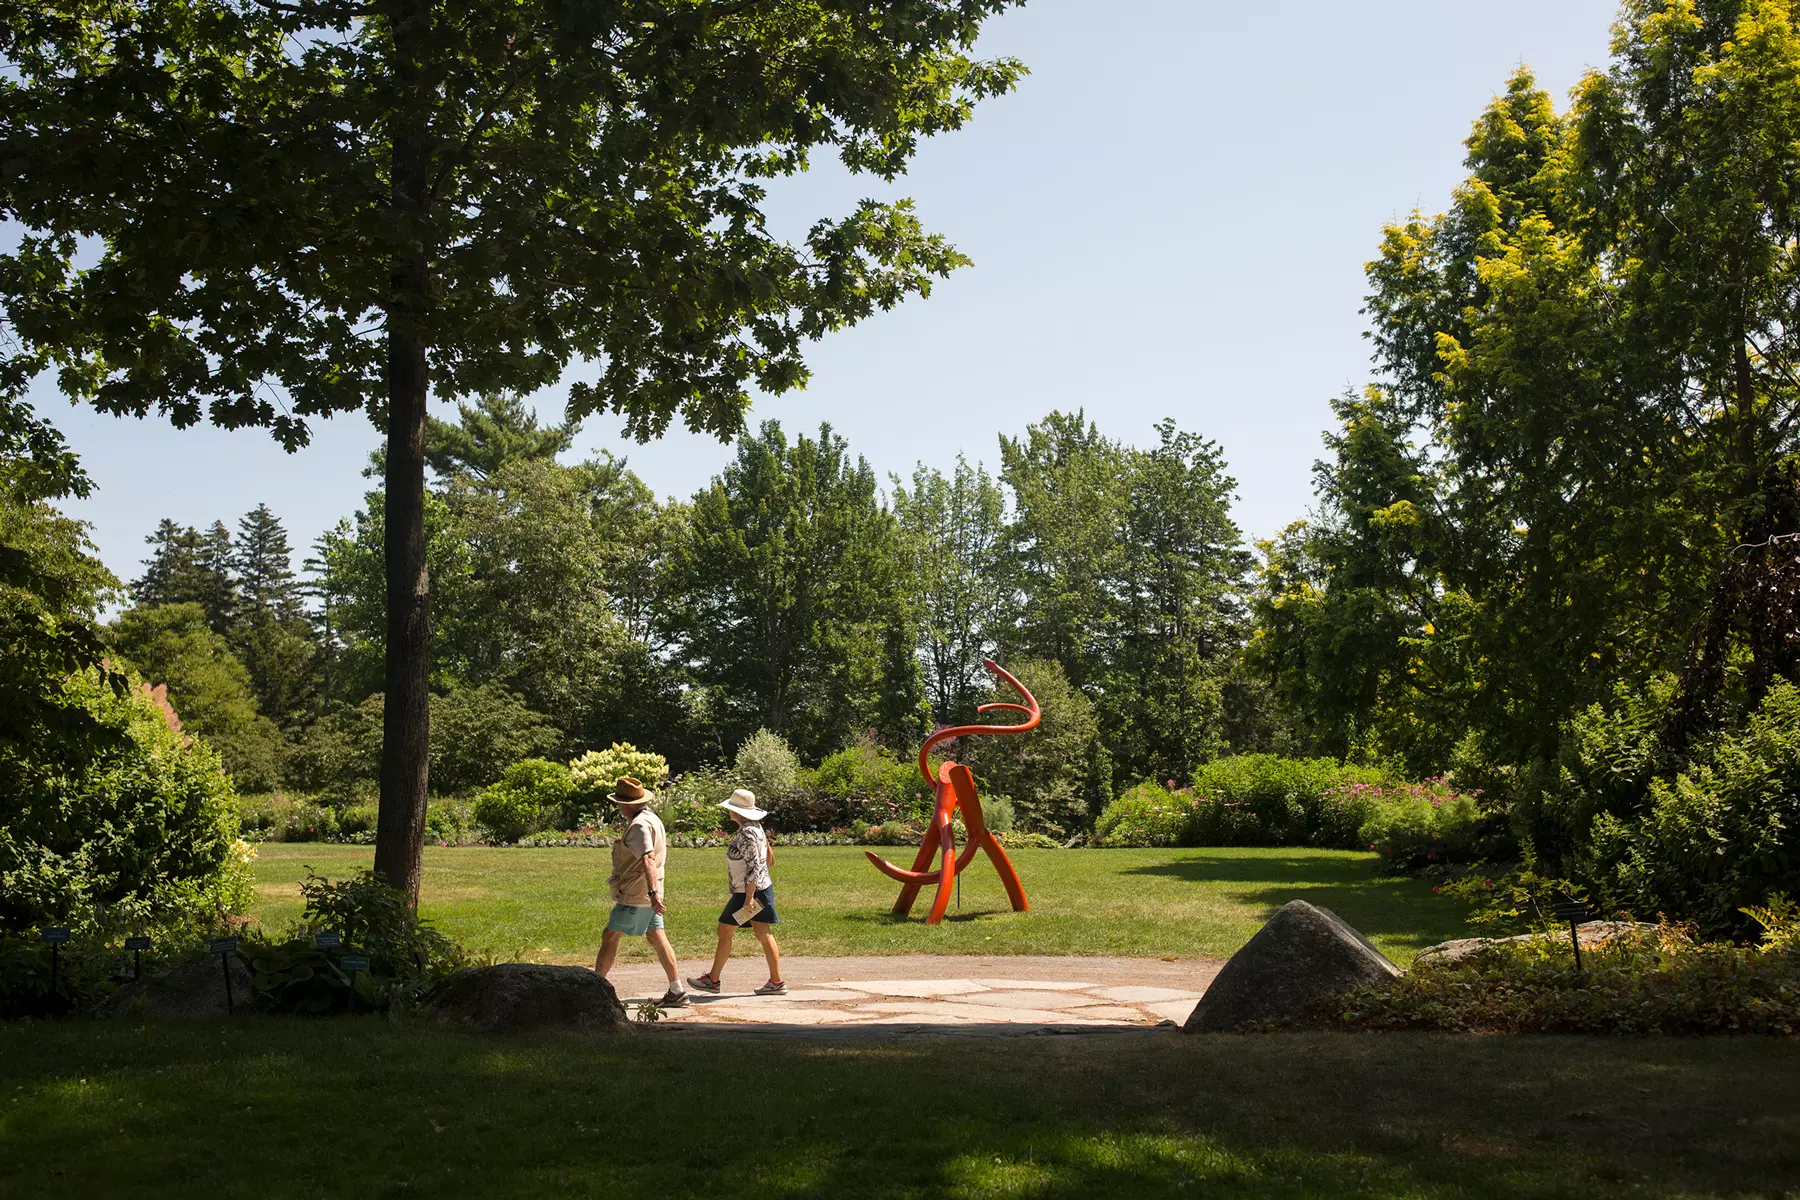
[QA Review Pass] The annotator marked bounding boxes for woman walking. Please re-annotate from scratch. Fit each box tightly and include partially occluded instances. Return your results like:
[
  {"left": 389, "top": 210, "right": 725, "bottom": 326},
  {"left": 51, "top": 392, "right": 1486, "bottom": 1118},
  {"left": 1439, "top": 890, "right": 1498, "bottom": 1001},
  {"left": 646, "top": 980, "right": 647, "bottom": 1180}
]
[{"left": 687, "top": 789, "right": 785, "bottom": 996}]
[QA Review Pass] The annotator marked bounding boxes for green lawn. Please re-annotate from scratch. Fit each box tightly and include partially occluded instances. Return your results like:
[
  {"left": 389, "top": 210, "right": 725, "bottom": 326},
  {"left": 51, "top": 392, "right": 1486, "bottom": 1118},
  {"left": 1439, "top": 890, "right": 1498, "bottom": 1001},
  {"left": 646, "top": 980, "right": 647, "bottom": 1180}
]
[
  {"left": 2, "top": 1020, "right": 1795, "bottom": 1198},
  {"left": 247, "top": 844, "right": 1470, "bottom": 964}
]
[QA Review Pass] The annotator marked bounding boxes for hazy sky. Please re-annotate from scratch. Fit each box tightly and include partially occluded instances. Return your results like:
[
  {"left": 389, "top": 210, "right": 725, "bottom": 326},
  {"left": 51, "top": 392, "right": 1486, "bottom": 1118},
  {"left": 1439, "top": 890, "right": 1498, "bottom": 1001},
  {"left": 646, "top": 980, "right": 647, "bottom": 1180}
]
[{"left": 40, "top": 0, "right": 1622, "bottom": 585}]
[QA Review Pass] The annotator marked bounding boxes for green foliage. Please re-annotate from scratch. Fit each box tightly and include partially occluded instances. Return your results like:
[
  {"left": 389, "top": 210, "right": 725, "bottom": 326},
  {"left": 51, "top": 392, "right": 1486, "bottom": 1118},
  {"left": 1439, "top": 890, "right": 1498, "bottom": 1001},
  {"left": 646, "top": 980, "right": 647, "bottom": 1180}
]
[
  {"left": 965, "top": 659, "right": 1098, "bottom": 834},
  {"left": 233, "top": 794, "right": 343, "bottom": 843},
  {"left": 998, "top": 413, "right": 1248, "bottom": 787},
  {"left": 1587, "top": 682, "right": 1800, "bottom": 939},
  {"left": 1436, "top": 843, "right": 1590, "bottom": 936},
  {"left": 655, "top": 767, "right": 738, "bottom": 838},
  {"left": 1355, "top": 784, "right": 1490, "bottom": 872},
  {"left": 978, "top": 793, "right": 1015, "bottom": 835},
  {"left": 0, "top": 936, "right": 116, "bottom": 1020},
  {"left": 812, "top": 740, "right": 934, "bottom": 826},
  {"left": 1094, "top": 783, "right": 1201, "bottom": 848},
  {"left": 425, "top": 393, "right": 576, "bottom": 482},
  {"left": 569, "top": 744, "right": 670, "bottom": 800},
  {"left": 893, "top": 456, "right": 1011, "bottom": 723},
  {"left": 1187, "top": 755, "right": 1393, "bottom": 847},
  {"left": 0, "top": 469, "right": 121, "bottom": 763},
  {"left": 1743, "top": 894, "right": 1800, "bottom": 955},
  {"left": 131, "top": 519, "right": 237, "bottom": 635},
  {"left": 734, "top": 728, "right": 801, "bottom": 800},
  {"left": 0, "top": 667, "right": 255, "bottom": 936},
  {"left": 671, "top": 422, "right": 924, "bottom": 758},
  {"left": 108, "top": 603, "right": 285, "bottom": 791},
  {"left": 246, "top": 870, "right": 465, "bottom": 1014},
  {"left": 1302, "top": 926, "right": 1800, "bottom": 1036},
  {"left": 424, "top": 799, "right": 476, "bottom": 847},
  {"left": 288, "top": 683, "right": 561, "bottom": 799},
  {"left": 473, "top": 759, "right": 575, "bottom": 843}
]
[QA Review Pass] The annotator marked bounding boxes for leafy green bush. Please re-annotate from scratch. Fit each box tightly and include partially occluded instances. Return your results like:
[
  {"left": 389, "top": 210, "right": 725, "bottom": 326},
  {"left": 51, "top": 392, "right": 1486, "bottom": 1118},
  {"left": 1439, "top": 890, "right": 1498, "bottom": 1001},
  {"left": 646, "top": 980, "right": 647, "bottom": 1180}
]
[
  {"left": 246, "top": 869, "right": 466, "bottom": 1013},
  {"left": 233, "top": 793, "right": 342, "bottom": 842},
  {"left": 734, "top": 728, "right": 800, "bottom": 800},
  {"left": 569, "top": 743, "right": 671, "bottom": 801},
  {"left": 979, "top": 793, "right": 1015, "bottom": 835},
  {"left": 474, "top": 757, "right": 574, "bottom": 842},
  {"left": 815, "top": 740, "right": 933, "bottom": 825},
  {"left": 655, "top": 766, "right": 735, "bottom": 836},
  {"left": 1585, "top": 682, "right": 1800, "bottom": 939},
  {"left": 1189, "top": 755, "right": 1394, "bottom": 847},
  {"left": 425, "top": 799, "right": 475, "bottom": 846},
  {"left": 1094, "top": 782, "right": 1200, "bottom": 847},
  {"left": 338, "top": 802, "right": 379, "bottom": 840},
  {"left": 1353, "top": 781, "right": 1492, "bottom": 871},
  {"left": 0, "top": 936, "right": 117, "bottom": 1019},
  {"left": 1294, "top": 924, "right": 1800, "bottom": 1036},
  {"left": 0, "top": 668, "right": 255, "bottom": 936}
]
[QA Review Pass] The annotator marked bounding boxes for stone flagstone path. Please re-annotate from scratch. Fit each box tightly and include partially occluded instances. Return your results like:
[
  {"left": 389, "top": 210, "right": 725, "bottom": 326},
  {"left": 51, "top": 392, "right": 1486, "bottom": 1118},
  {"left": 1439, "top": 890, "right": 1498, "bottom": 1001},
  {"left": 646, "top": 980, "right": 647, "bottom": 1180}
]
[{"left": 606, "top": 955, "right": 1221, "bottom": 1029}]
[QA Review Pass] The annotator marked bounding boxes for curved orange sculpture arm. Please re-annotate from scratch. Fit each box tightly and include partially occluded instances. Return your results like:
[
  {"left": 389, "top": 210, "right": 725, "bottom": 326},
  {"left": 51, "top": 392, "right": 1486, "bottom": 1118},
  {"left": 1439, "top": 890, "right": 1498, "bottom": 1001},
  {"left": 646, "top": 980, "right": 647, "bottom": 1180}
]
[{"left": 916, "top": 659, "right": 1041, "bottom": 785}]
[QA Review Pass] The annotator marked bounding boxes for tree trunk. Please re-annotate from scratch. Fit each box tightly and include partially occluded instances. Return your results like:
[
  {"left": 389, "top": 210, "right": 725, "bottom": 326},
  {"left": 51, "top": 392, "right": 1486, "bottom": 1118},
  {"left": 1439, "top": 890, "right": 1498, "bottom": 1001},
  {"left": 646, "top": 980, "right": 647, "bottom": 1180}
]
[
  {"left": 373, "top": 3, "right": 433, "bottom": 908},
  {"left": 374, "top": 314, "right": 432, "bottom": 907}
]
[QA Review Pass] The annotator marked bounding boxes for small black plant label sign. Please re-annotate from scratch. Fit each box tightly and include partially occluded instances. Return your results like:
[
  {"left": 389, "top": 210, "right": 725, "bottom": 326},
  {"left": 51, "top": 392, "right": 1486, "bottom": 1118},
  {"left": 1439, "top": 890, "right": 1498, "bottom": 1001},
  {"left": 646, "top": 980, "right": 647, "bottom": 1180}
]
[
  {"left": 314, "top": 932, "right": 341, "bottom": 949},
  {"left": 340, "top": 955, "right": 371, "bottom": 973},
  {"left": 210, "top": 937, "right": 240, "bottom": 954},
  {"left": 1553, "top": 901, "right": 1592, "bottom": 970},
  {"left": 124, "top": 936, "right": 151, "bottom": 951},
  {"left": 39, "top": 928, "right": 70, "bottom": 944}
]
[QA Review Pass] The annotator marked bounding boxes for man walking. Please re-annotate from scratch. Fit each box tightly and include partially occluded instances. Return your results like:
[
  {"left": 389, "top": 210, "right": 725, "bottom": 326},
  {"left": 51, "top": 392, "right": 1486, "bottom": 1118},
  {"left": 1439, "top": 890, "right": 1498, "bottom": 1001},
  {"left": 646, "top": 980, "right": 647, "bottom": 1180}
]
[{"left": 595, "top": 776, "right": 688, "bottom": 1008}]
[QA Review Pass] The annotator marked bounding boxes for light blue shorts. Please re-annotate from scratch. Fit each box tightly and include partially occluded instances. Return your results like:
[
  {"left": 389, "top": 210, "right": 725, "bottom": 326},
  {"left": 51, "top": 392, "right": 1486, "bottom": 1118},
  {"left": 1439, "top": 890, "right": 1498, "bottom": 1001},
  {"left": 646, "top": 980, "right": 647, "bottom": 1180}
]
[{"left": 606, "top": 903, "right": 664, "bottom": 937}]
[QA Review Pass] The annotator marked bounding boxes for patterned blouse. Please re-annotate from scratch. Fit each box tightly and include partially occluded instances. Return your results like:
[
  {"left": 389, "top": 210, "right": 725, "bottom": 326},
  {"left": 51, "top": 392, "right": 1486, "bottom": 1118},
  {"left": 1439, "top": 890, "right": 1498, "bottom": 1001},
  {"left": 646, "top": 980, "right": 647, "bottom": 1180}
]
[{"left": 726, "top": 822, "right": 772, "bottom": 893}]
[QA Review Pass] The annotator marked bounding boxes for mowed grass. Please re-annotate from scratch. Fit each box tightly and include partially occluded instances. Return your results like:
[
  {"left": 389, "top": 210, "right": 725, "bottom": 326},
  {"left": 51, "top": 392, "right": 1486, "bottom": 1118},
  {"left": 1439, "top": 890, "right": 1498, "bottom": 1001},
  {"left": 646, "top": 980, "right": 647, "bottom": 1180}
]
[
  {"left": 247, "top": 844, "right": 1469, "bottom": 964},
  {"left": 2, "top": 1020, "right": 1796, "bottom": 1199}
]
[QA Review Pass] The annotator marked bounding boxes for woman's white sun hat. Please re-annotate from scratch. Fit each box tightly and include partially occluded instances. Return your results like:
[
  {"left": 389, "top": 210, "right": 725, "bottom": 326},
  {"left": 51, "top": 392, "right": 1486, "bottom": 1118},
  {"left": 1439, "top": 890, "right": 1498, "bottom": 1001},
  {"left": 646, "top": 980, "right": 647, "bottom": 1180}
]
[{"left": 718, "top": 789, "right": 767, "bottom": 821}]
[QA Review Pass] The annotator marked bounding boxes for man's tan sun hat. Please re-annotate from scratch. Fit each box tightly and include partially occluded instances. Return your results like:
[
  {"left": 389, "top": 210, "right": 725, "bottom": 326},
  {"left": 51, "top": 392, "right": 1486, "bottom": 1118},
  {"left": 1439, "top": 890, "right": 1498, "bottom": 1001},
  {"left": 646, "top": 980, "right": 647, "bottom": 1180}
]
[
  {"left": 609, "top": 776, "right": 653, "bottom": 805},
  {"left": 719, "top": 789, "right": 767, "bottom": 821}
]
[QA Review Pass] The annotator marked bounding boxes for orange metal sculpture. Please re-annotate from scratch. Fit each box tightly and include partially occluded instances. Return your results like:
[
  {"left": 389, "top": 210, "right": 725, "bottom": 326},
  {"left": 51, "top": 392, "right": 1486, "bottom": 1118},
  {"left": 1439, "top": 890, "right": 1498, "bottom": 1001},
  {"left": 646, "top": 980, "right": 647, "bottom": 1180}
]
[{"left": 864, "top": 659, "right": 1038, "bottom": 924}]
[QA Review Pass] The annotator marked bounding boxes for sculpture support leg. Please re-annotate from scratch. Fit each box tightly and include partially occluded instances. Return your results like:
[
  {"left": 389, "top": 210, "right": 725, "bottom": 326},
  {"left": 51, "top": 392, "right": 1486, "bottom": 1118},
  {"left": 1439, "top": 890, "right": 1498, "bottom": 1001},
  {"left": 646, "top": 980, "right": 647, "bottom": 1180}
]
[
  {"left": 926, "top": 812, "right": 957, "bottom": 925},
  {"left": 889, "top": 827, "right": 939, "bottom": 916},
  {"left": 981, "top": 832, "right": 1030, "bottom": 913}
]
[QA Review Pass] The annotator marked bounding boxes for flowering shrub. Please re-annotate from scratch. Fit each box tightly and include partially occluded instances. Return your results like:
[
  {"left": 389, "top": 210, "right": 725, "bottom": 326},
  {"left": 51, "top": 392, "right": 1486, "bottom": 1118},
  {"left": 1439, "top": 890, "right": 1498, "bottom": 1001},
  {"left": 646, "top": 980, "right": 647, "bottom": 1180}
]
[
  {"left": 1188, "top": 755, "right": 1393, "bottom": 846},
  {"left": 569, "top": 743, "right": 670, "bottom": 798},
  {"left": 1352, "top": 780, "right": 1494, "bottom": 870}
]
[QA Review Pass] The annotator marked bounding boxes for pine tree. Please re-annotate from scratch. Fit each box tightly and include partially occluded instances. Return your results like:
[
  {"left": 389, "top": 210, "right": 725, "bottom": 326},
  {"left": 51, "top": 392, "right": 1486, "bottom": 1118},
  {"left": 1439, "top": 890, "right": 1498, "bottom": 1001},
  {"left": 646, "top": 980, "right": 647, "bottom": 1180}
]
[
  {"left": 235, "top": 504, "right": 301, "bottom": 622},
  {"left": 232, "top": 505, "right": 313, "bottom": 726},
  {"left": 132, "top": 519, "right": 202, "bottom": 607},
  {"left": 133, "top": 519, "right": 235, "bottom": 632},
  {"left": 195, "top": 521, "right": 238, "bottom": 633}
]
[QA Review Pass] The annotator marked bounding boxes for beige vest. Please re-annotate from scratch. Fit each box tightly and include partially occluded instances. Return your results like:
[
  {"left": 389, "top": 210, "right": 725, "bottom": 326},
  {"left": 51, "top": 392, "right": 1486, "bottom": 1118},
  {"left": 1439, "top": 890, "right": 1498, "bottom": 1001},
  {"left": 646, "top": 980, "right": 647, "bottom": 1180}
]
[{"left": 609, "top": 809, "right": 667, "bottom": 906}]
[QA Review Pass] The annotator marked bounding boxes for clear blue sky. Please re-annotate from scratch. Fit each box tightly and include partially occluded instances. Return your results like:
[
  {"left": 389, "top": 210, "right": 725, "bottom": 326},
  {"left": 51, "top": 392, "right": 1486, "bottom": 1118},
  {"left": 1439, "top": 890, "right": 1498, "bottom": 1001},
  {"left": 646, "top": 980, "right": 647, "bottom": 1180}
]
[{"left": 42, "top": 0, "right": 1621, "bottom": 586}]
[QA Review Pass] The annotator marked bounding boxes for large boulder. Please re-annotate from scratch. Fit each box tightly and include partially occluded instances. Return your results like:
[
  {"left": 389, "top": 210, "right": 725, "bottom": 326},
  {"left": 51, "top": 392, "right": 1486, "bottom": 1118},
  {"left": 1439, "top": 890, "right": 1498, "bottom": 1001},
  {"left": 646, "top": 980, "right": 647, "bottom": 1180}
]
[
  {"left": 1185, "top": 900, "right": 1400, "bottom": 1033},
  {"left": 421, "top": 964, "right": 627, "bottom": 1033},
  {"left": 106, "top": 953, "right": 256, "bottom": 1019},
  {"left": 1414, "top": 921, "right": 1672, "bottom": 968}
]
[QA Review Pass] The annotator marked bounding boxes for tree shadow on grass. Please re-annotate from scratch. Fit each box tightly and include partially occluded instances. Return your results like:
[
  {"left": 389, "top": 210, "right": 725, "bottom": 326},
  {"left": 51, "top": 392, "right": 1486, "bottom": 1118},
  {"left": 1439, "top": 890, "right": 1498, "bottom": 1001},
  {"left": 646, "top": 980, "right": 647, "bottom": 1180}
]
[
  {"left": 5, "top": 1023, "right": 1797, "bottom": 1199},
  {"left": 1122, "top": 853, "right": 1470, "bottom": 956}
]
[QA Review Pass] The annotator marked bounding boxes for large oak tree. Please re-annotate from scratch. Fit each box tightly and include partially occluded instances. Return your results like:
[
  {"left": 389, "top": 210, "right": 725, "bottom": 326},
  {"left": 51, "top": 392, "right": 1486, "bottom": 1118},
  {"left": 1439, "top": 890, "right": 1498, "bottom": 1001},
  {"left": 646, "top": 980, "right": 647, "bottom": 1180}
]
[{"left": 1, "top": 0, "right": 1024, "bottom": 902}]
